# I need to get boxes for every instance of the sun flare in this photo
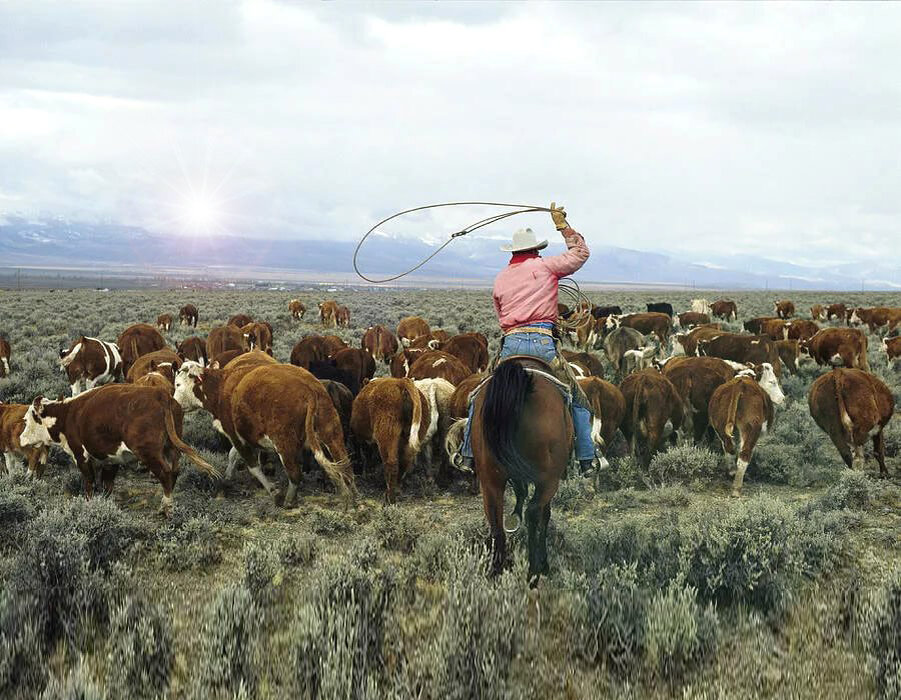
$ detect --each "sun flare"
[181,195,222,233]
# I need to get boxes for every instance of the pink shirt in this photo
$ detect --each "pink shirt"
[492,227,590,331]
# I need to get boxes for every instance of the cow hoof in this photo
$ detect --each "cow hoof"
[730,489,742,498]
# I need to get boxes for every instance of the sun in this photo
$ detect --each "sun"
[181,195,222,233]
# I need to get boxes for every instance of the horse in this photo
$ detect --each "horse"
[471,356,573,585]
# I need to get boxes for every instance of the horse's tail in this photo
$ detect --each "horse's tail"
[481,360,535,485]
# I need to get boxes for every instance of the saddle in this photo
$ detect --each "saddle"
[470,354,572,407]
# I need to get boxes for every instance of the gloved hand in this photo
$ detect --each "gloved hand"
[550,201,568,231]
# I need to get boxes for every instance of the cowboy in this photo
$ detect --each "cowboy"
[454,202,600,473]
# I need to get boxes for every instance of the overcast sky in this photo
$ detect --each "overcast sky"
[2,1,900,266]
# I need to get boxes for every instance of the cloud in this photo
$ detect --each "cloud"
[1,1,900,265]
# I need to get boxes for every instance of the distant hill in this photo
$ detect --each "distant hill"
[0,216,896,290]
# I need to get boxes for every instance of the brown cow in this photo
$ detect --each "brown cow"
[673,326,726,356]
[389,348,431,378]
[174,352,277,487]
[176,336,208,367]
[826,303,849,323]
[206,325,246,360]
[290,336,331,369]
[0,337,10,378]
[811,304,826,321]
[883,336,901,363]
[710,300,738,321]
[21,385,219,513]
[362,325,399,364]
[156,314,174,332]
[318,301,340,327]
[786,319,820,342]
[709,367,784,495]
[350,378,434,503]
[135,371,174,394]
[677,312,710,329]
[774,300,795,319]
[117,323,166,378]
[561,349,605,378]
[335,305,351,327]
[800,328,869,371]
[397,316,431,347]
[59,336,123,396]
[322,335,348,357]
[211,349,246,368]
[319,379,353,448]
[431,329,451,344]
[179,304,198,328]
[126,349,183,384]
[743,317,780,334]
[775,339,802,375]
[442,333,489,374]
[0,402,48,476]
[758,318,790,341]
[849,307,901,334]
[332,347,376,389]
[241,322,273,355]
[289,299,306,320]
[407,351,471,385]
[808,369,893,476]
[663,356,738,443]
[619,368,683,467]
[228,313,253,328]
[448,373,486,419]
[230,364,356,507]
[697,333,782,378]
[608,312,672,345]
[577,377,625,466]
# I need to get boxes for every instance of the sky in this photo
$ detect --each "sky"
[1,1,900,267]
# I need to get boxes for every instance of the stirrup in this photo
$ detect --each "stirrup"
[452,452,474,473]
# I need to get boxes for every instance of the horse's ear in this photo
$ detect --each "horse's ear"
[149,359,158,371]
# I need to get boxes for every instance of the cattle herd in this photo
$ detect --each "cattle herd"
[0,294,897,515]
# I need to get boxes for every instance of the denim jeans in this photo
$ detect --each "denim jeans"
[460,332,596,462]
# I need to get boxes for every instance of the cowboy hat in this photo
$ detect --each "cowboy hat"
[500,228,548,253]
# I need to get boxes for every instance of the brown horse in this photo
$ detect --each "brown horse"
[471,357,573,585]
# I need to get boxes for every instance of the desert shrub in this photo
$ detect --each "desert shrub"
[0,591,45,699]
[564,563,647,675]
[554,475,596,510]
[861,570,901,700]
[308,506,354,535]
[242,540,285,606]
[275,532,318,567]
[40,663,104,700]
[106,596,174,700]
[644,583,718,681]
[645,444,719,487]
[602,454,644,490]
[288,546,400,698]
[157,513,222,571]
[678,497,801,615]
[0,490,36,550]
[410,531,455,580]
[192,584,260,700]
[795,508,858,577]
[368,505,422,553]
[802,470,876,513]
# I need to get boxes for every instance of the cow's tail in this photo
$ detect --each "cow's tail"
[832,369,854,442]
[724,383,742,440]
[1,358,8,375]
[482,361,535,485]
[859,335,870,371]
[164,407,220,478]
[303,393,355,504]
[401,379,424,453]
[630,375,647,458]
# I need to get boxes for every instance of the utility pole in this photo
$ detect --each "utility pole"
[16,268,20,291]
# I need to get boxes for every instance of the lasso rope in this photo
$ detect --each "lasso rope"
[556,277,595,334]
[353,201,557,284]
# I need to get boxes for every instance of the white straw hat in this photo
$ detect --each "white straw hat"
[500,228,548,253]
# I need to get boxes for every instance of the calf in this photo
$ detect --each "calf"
[672,326,725,356]
[135,371,174,394]
[560,349,605,378]
[775,339,802,375]
[0,402,48,476]
[591,305,622,319]
[691,299,712,315]
[289,299,306,319]
[177,336,208,367]
[811,304,826,321]
[619,369,683,467]
[179,304,198,328]
[663,356,738,443]
[786,319,820,342]
[408,351,471,385]
[228,313,253,328]
[808,368,893,476]
[758,318,790,341]
[709,364,785,496]
[801,328,869,371]
[442,333,489,373]
[307,361,361,396]
[744,317,780,335]
[230,364,357,507]
[397,316,431,347]
[332,347,376,389]
[646,302,674,317]
[362,325,399,364]
[826,303,849,323]
[577,377,625,467]
[710,300,738,321]
[677,312,710,329]
[59,336,123,396]
[573,315,606,350]
[21,385,219,513]
[622,345,658,375]
[351,377,434,503]
[126,349,183,384]
[883,336,901,363]
[697,333,782,378]
[774,300,795,319]
[318,301,340,327]
[608,312,672,345]
[0,337,9,378]
[206,325,246,360]
[241,322,273,355]
[335,305,351,327]
[414,377,456,482]
[156,314,174,332]
[117,323,166,377]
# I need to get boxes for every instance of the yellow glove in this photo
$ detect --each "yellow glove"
[550,201,568,231]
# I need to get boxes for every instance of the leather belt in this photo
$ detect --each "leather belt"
[504,325,555,337]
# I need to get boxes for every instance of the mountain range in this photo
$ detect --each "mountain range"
[0,215,897,290]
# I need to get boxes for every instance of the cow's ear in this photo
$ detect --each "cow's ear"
[210,360,220,369]
[32,396,44,414]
